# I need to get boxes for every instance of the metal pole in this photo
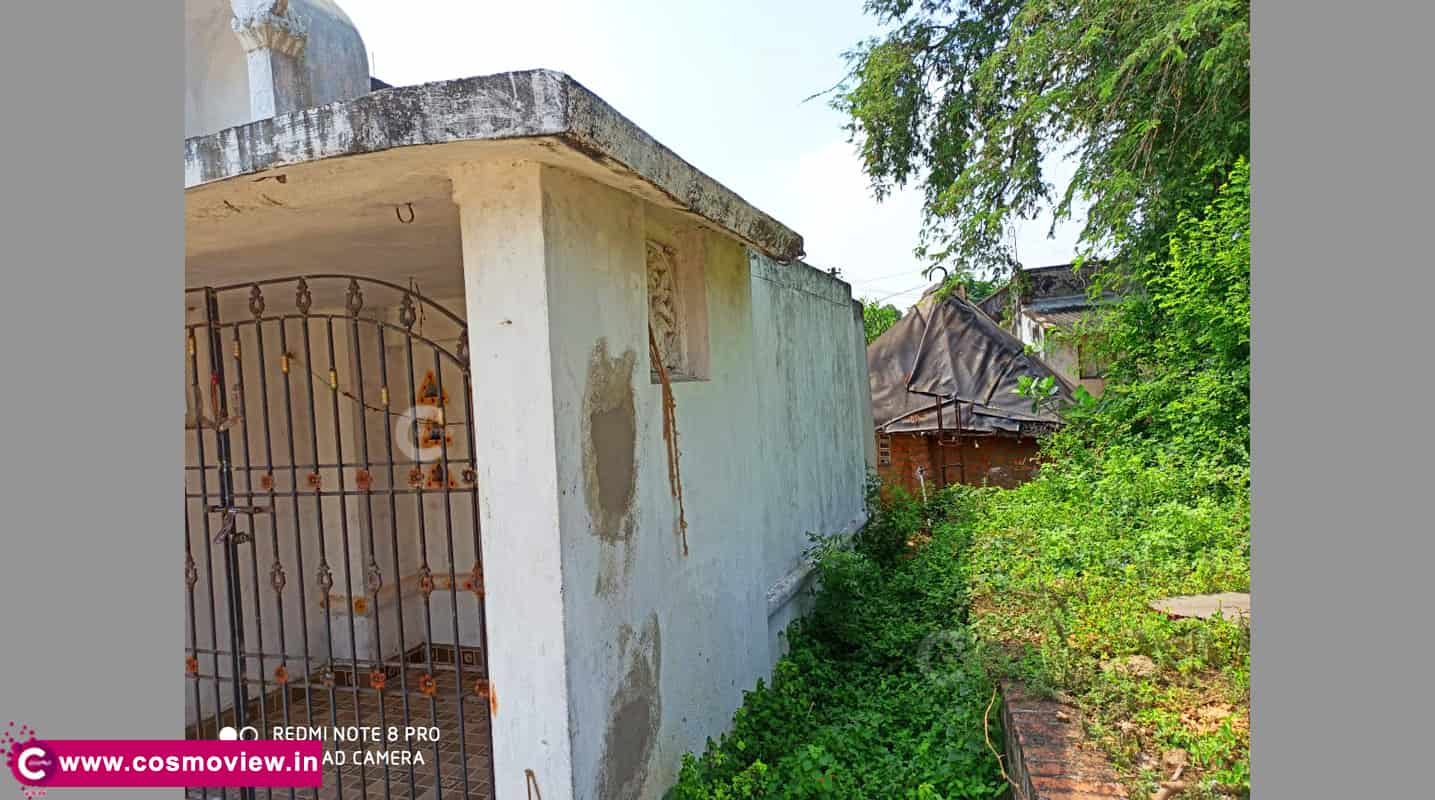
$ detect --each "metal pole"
[934,398,946,489]
[204,289,255,800]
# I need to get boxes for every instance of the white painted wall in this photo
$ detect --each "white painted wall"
[185,0,371,139]
[748,253,874,660]
[186,0,253,139]
[452,162,871,800]
[1016,310,1099,393]
[455,161,577,799]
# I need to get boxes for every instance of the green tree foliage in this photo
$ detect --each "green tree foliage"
[860,299,903,343]
[938,272,1001,303]
[837,0,1250,276]
[1073,159,1250,464]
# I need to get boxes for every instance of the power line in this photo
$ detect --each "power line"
[871,283,930,303]
[849,270,923,286]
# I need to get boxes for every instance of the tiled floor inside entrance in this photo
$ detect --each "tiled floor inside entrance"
[188,666,492,800]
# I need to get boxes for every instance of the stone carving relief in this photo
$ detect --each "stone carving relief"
[646,241,686,377]
[231,0,308,57]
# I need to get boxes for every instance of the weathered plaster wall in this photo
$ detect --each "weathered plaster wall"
[1017,311,1082,388]
[447,163,868,800]
[454,161,576,800]
[186,0,370,139]
[186,0,253,139]
[285,0,370,111]
[748,253,874,660]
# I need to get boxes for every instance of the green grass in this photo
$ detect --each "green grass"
[676,445,1250,799]
[961,443,1250,798]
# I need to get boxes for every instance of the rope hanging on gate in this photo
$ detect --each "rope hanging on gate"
[525,769,543,800]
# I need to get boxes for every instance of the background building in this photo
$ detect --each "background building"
[869,285,1073,494]
[978,263,1115,397]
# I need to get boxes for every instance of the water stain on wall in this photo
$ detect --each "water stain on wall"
[582,338,638,595]
[598,613,662,800]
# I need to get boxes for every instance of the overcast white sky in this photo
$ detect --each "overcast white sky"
[342,0,1082,309]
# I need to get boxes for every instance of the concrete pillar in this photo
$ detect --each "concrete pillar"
[230,0,310,120]
[451,161,576,800]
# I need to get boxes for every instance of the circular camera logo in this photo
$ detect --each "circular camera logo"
[395,404,447,464]
[11,743,54,785]
[5,724,53,797]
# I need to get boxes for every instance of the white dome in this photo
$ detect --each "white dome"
[185,0,370,139]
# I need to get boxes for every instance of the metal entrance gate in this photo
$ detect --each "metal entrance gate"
[184,275,495,800]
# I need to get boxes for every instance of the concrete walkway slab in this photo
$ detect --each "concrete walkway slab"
[1150,592,1250,622]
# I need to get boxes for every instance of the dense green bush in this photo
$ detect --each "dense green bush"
[1074,160,1252,467]
[672,487,1005,800]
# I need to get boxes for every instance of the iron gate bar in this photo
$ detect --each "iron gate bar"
[247,304,299,800]
[434,343,472,800]
[188,322,224,727]
[196,275,468,329]
[461,348,499,795]
[295,293,346,800]
[207,288,255,800]
[322,315,371,800]
[278,310,321,792]
[376,323,420,796]
[185,315,471,373]
[400,302,448,795]
[346,288,396,799]
[183,504,212,800]
[228,321,275,800]
[185,488,480,499]
[187,328,227,797]
[275,314,321,773]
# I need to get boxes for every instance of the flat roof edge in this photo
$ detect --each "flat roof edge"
[184,69,805,262]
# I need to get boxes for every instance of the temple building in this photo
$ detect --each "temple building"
[183,3,874,798]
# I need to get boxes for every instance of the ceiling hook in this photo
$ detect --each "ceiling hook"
[396,203,416,224]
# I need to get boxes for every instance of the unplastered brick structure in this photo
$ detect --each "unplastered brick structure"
[1001,682,1130,800]
[868,286,1071,494]
[183,4,875,798]
[876,429,1042,496]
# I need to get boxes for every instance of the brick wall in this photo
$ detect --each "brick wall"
[1001,681,1129,799]
[876,431,1043,495]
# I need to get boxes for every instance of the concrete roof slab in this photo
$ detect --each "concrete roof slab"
[184,69,804,262]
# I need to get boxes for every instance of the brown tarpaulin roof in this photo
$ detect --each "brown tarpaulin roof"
[868,289,1074,435]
